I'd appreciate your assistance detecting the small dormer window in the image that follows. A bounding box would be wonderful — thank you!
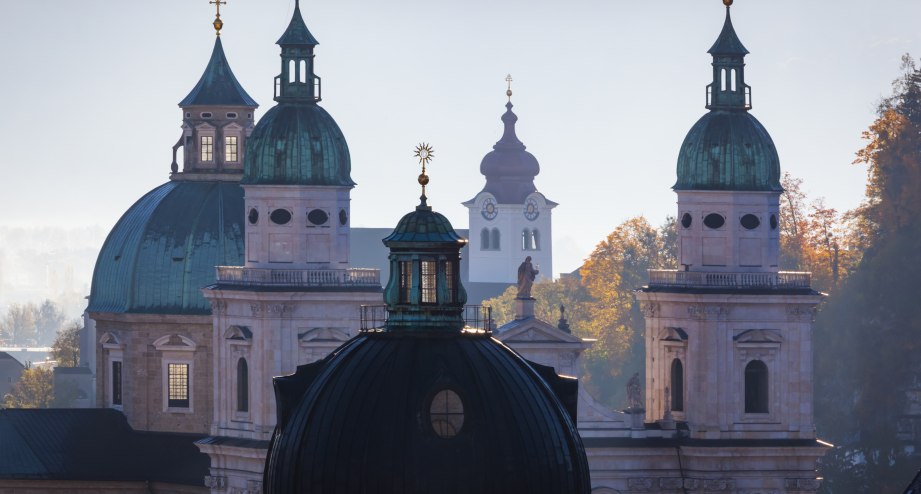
[200,112,213,119]
[200,136,214,162]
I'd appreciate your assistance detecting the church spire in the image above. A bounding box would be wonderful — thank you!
[705,0,751,110]
[274,0,321,102]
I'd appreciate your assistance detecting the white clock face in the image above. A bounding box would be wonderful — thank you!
[524,198,539,221]
[481,198,498,221]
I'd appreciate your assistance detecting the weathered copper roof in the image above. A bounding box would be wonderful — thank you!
[88,181,244,315]
[708,7,749,56]
[179,37,257,108]
[674,110,781,191]
[276,0,319,46]
[265,333,590,493]
[241,103,354,186]
[383,202,466,246]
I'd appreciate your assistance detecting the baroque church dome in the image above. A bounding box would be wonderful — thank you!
[264,180,589,493]
[478,101,540,204]
[673,6,781,192]
[88,182,244,314]
[241,1,353,187]
[89,31,254,316]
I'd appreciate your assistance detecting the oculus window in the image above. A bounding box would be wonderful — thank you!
[429,389,464,438]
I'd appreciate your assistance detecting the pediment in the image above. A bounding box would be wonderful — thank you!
[734,329,783,343]
[99,332,121,348]
[298,327,350,343]
[152,334,197,351]
[224,325,252,341]
[497,318,584,344]
[657,327,688,342]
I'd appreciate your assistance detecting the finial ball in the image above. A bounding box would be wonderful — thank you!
[506,89,512,98]
[723,0,732,6]
[418,173,430,186]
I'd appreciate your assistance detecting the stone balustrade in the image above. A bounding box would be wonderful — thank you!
[647,269,811,289]
[215,266,380,287]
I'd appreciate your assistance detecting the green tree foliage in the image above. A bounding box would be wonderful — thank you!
[2,365,53,409]
[815,54,921,493]
[51,321,81,367]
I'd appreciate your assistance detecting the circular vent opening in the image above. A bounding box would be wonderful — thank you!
[740,214,761,230]
[248,208,259,225]
[270,209,292,225]
[703,213,725,229]
[681,213,693,229]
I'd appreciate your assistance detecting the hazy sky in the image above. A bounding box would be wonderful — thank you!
[1,0,918,274]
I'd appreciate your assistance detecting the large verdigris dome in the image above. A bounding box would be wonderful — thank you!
[241,103,354,186]
[674,110,781,191]
[88,181,244,314]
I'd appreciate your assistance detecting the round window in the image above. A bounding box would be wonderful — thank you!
[740,214,760,230]
[307,209,329,225]
[703,213,725,229]
[429,389,464,438]
[339,209,348,226]
[770,214,778,230]
[248,208,259,225]
[681,213,693,229]
[269,209,292,225]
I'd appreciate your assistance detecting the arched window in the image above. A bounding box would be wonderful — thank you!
[399,260,413,303]
[744,360,769,413]
[731,69,737,91]
[236,358,249,413]
[299,60,307,83]
[491,228,501,250]
[531,230,540,251]
[521,229,531,251]
[480,228,490,250]
[721,68,727,91]
[288,60,296,83]
[670,358,684,412]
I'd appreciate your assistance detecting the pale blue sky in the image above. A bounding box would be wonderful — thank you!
[0,0,918,274]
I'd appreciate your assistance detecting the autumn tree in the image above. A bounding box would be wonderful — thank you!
[2,365,53,409]
[51,321,81,367]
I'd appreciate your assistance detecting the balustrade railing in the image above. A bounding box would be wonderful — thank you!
[215,266,380,287]
[360,305,493,332]
[647,269,810,289]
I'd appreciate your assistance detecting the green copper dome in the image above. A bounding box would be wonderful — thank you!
[674,110,781,191]
[241,103,354,186]
[88,181,244,315]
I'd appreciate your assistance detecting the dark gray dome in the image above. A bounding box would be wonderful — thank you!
[478,102,540,204]
[264,332,590,494]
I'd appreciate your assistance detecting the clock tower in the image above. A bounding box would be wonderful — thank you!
[464,81,556,284]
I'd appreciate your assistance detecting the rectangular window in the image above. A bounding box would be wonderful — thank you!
[399,261,413,303]
[200,136,213,162]
[112,361,123,406]
[167,363,190,408]
[444,261,455,303]
[421,260,437,304]
[225,136,238,162]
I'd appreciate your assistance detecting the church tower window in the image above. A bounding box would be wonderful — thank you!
[744,360,769,413]
[201,136,214,162]
[225,136,238,162]
[421,260,437,304]
[532,230,540,250]
[112,361,123,406]
[399,260,413,303]
[236,358,249,413]
[670,359,684,412]
[167,363,190,408]
[491,228,501,250]
[481,228,490,250]
[444,260,456,303]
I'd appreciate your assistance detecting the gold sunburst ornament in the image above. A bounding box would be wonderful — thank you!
[414,143,434,203]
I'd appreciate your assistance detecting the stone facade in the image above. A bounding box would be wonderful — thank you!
[91,312,213,434]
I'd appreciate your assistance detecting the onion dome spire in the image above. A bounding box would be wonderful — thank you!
[274,0,321,102]
[478,77,540,204]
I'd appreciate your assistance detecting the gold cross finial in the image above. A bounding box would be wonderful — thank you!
[210,0,227,35]
[414,143,434,204]
[505,74,513,101]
